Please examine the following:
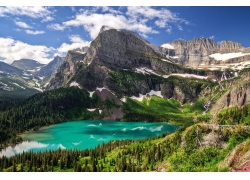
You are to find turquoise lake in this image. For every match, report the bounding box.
[0,120,178,157]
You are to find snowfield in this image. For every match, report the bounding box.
[209,52,250,61]
[130,90,163,102]
[135,67,208,80]
[170,73,208,79]
[70,81,81,88]
[88,91,95,98]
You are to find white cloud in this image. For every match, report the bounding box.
[0,37,53,64]
[62,11,158,39]
[57,6,187,40]
[177,25,183,31]
[166,26,172,34]
[41,16,54,22]
[47,23,65,31]
[25,30,45,35]
[71,6,76,12]
[0,6,53,18]
[15,21,32,29]
[56,34,91,55]
[14,28,21,31]
[209,35,215,39]
[126,6,187,29]
[101,6,122,14]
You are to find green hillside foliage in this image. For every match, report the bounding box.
[1,124,249,172]
[217,103,250,125]
[122,96,211,127]
[0,87,101,146]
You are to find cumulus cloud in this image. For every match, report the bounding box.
[15,21,32,29]
[41,16,54,22]
[62,12,157,39]
[70,6,76,12]
[209,35,215,39]
[0,37,53,64]
[101,6,123,14]
[25,30,45,35]
[0,6,53,19]
[126,6,187,28]
[57,6,187,40]
[14,28,21,32]
[166,26,172,34]
[47,23,65,31]
[56,34,91,55]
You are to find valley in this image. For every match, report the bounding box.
[0,24,250,172]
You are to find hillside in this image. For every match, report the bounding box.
[1,25,250,172]
[11,59,45,71]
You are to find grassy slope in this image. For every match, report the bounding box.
[2,123,249,172]
[123,96,211,127]
[0,75,40,100]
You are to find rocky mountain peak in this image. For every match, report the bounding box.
[219,40,243,52]
[99,25,116,34]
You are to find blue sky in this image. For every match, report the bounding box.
[0,4,250,64]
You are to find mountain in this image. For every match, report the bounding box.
[161,38,250,69]
[11,59,45,71]
[0,62,42,100]
[34,56,64,77]
[0,61,23,75]
[1,26,250,172]
[73,46,89,54]
[46,26,222,104]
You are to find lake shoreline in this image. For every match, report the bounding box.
[0,120,178,157]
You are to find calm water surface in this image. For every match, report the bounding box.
[0,120,178,157]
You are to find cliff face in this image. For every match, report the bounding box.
[46,26,219,103]
[219,40,243,53]
[34,56,64,77]
[164,38,249,67]
[169,38,219,66]
[46,51,86,90]
[210,72,250,114]
[84,28,158,69]
[11,59,44,71]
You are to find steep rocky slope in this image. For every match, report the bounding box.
[210,70,250,114]
[11,59,45,71]
[34,56,64,77]
[46,26,221,104]
[46,51,86,90]
[162,38,249,68]
[0,62,23,75]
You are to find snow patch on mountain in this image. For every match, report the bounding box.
[130,90,163,102]
[170,73,208,79]
[11,83,25,89]
[209,52,250,61]
[70,81,81,88]
[89,91,95,98]
[96,87,106,92]
[87,108,96,112]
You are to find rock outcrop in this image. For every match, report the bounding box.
[34,56,64,77]
[0,62,23,75]
[46,26,219,103]
[11,59,45,71]
[161,38,249,67]
[46,51,86,90]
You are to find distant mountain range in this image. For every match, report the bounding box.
[0,61,23,75]
[11,59,45,71]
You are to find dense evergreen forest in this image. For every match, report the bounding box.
[0,123,249,172]
[1,86,250,172]
[0,87,101,147]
